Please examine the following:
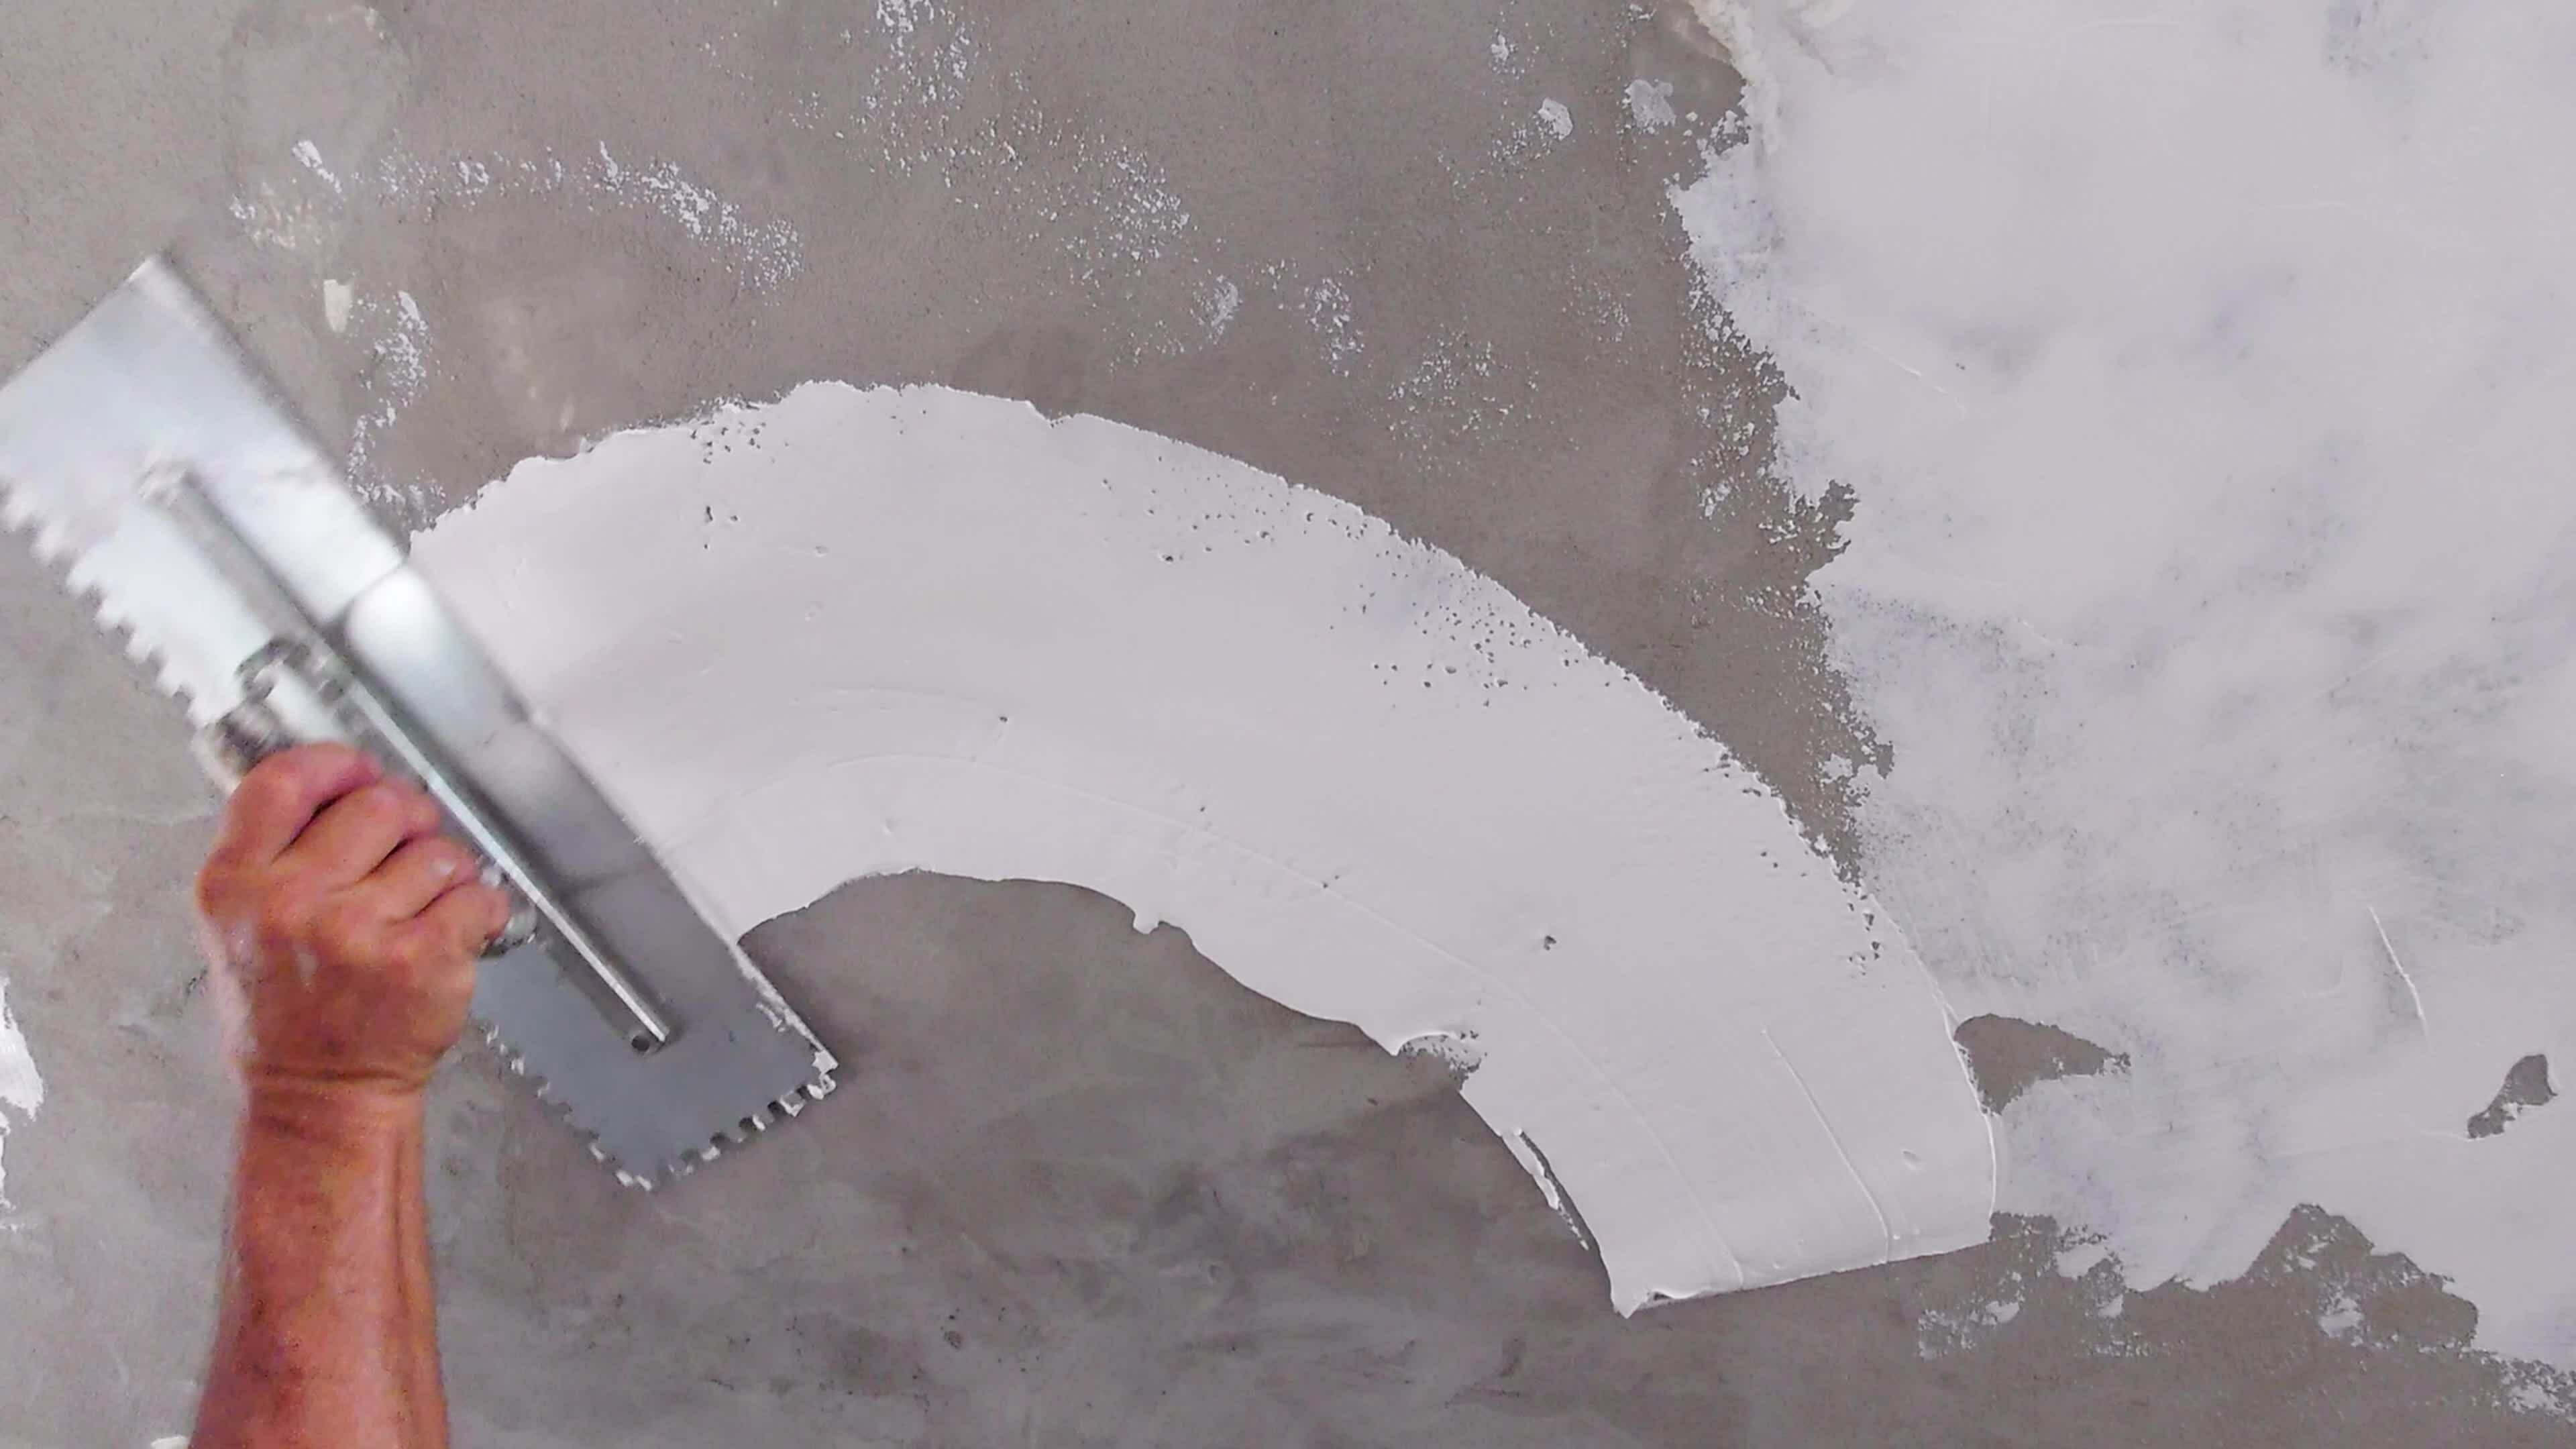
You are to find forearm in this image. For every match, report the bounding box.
[193,1086,446,1449]
[395,1108,449,1444]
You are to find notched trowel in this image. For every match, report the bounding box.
[0,259,834,1181]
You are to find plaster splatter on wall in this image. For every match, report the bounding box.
[335,286,433,511]
[1682,0,2576,1366]
[1625,78,1679,133]
[411,381,1998,1311]
[0,980,44,1211]
[227,137,804,517]
[765,0,1363,368]
[231,139,803,294]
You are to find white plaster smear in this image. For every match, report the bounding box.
[1685,0,2576,1364]
[0,979,44,1210]
[413,381,1996,1309]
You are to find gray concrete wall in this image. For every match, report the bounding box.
[1,1,2567,1443]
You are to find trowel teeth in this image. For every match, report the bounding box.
[0,490,65,565]
[472,1012,659,1179]
[4,260,840,1186]
[3,498,199,716]
[151,657,195,704]
[2,489,74,580]
[28,521,74,569]
[93,601,163,679]
[115,617,158,665]
[464,1008,837,1187]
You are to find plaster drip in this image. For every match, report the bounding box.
[412,380,1997,1310]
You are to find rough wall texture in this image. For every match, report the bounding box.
[0,1,2566,1444]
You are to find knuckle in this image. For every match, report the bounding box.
[381,784,442,836]
[417,837,474,878]
[255,884,322,943]
[350,782,410,825]
[242,744,345,807]
[382,932,426,973]
[313,785,408,852]
[460,884,513,942]
[228,763,297,823]
[284,741,362,781]
[191,865,237,920]
[380,777,435,815]
[310,907,371,961]
[394,928,468,979]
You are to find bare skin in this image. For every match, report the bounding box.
[189,743,511,1449]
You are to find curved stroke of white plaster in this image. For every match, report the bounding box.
[411,381,1994,1309]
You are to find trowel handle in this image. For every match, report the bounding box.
[193,658,542,959]
[191,698,297,790]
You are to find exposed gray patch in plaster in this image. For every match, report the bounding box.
[1952,1014,2129,1115]
[2467,1055,2555,1142]
[1911,1207,2576,1423]
[1395,1030,1485,1089]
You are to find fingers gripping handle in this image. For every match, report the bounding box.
[192,641,543,957]
[149,466,675,1055]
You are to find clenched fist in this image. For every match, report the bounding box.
[193,743,512,1102]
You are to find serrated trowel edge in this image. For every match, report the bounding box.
[0,258,836,1183]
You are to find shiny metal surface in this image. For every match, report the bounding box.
[0,258,834,1179]
[147,466,678,1050]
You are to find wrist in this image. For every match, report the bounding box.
[242,1075,425,1149]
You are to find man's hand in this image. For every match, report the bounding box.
[191,743,497,1449]
[193,743,512,1106]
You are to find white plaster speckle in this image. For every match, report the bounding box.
[229,142,802,293]
[1199,278,1242,341]
[291,138,341,195]
[320,279,353,335]
[1537,99,1574,140]
[332,284,434,511]
[1917,1272,2027,1359]
[0,980,46,1210]
[225,184,333,254]
[414,381,1998,1313]
[1625,77,1678,132]
[1303,276,1363,375]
